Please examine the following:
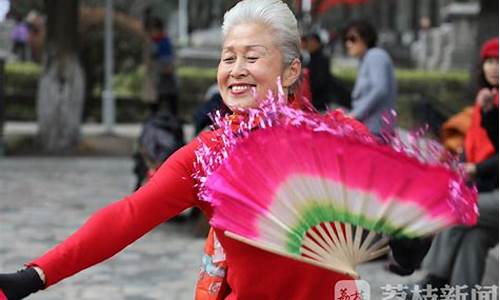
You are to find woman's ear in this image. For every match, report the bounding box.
[282,58,302,88]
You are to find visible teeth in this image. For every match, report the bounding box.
[231,85,250,92]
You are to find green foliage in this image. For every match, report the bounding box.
[111,66,146,97]
[5,62,470,99]
[178,67,218,80]
[332,66,469,86]
[4,62,471,125]
[79,5,146,100]
[5,62,41,75]
[4,62,41,95]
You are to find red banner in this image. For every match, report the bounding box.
[296,0,367,14]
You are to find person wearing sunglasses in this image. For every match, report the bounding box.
[342,20,397,136]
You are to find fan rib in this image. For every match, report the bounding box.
[225,230,359,278]
[352,225,364,264]
[357,230,378,258]
[301,234,336,261]
[324,221,351,265]
[373,176,412,233]
[394,205,435,236]
[275,193,302,229]
[313,224,338,253]
[264,211,294,236]
[362,236,390,263]
[312,223,357,269]
[360,245,391,264]
[299,239,351,272]
[310,147,339,219]
[374,199,398,233]
[360,161,375,218]
[344,223,356,267]
[300,243,331,262]
[335,153,349,216]
[303,225,351,266]
[333,221,354,267]
[305,226,334,254]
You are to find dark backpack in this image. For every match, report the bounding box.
[139,110,184,166]
[133,111,185,190]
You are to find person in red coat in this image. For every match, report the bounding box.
[0,1,422,299]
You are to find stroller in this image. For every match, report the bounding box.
[133,110,185,191]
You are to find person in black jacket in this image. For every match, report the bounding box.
[306,33,351,110]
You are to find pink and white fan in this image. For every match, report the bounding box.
[196,99,477,278]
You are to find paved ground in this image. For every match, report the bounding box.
[0,123,496,299]
[0,157,205,300]
[0,157,430,300]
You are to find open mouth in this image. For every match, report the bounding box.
[229,83,256,95]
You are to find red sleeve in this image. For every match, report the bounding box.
[28,132,216,287]
[328,108,370,134]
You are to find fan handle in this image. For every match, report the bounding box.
[224,231,360,279]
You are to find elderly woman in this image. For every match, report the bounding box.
[0,1,418,299]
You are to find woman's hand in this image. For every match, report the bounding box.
[388,237,433,276]
[464,162,477,177]
[476,88,495,112]
[0,268,44,300]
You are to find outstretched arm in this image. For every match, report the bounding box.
[0,134,214,299]
[29,142,202,286]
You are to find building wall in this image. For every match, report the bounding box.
[319,0,482,69]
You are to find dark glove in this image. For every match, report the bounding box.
[388,237,433,276]
[0,268,44,300]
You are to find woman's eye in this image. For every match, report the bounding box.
[485,58,498,65]
[223,57,235,63]
[247,57,258,62]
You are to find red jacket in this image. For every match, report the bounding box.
[28,114,365,299]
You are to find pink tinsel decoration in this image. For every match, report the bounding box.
[193,86,478,225]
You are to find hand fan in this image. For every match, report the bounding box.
[201,123,477,278]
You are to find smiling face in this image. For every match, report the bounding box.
[483,57,499,87]
[217,22,300,110]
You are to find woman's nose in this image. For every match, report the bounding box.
[230,58,248,78]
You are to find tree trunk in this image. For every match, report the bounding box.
[37,56,85,152]
[37,0,85,153]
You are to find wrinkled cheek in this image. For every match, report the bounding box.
[257,84,279,100]
[216,66,227,87]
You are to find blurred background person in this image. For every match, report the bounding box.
[143,17,178,115]
[411,16,432,70]
[150,17,178,115]
[297,35,313,105]
[134,14,184,193]
[10,13,29,61]
[305,32,350,111]
[25,10,45,63]
[192,83,228,135]
[415,37,498,298]
[300,35,310,66]
[343,20,397,136]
